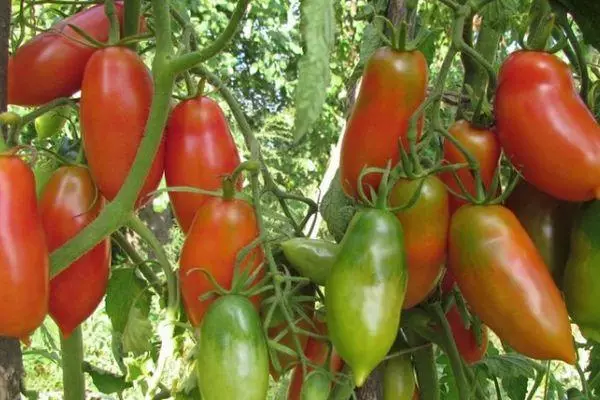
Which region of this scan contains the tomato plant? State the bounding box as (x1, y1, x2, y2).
(39, 166, 110, 338)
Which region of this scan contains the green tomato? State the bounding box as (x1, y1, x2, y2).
(325, 209, 407, 387)
(195, 295, 269, 400)
(563, 201, 600, 342)
(34, 105, 70, 139)
(383, 354, 415, 400)
(300, 370, 331, 400)
(281, 238, 337, 286)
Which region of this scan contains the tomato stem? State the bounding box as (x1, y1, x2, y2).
(123, 0, 141, 42)
(60, 327, 85, 400)
(105, 0, 120, 44)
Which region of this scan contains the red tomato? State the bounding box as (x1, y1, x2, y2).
(389, 176, 448, 308)
(0, 155, 49, 338)
(165, 96, 241, 233)
(8, 3, 127, 106)
(495, 51, 600, 201)
(446, 306, 488, 365)
(39, 166, 110, 338)
(340, 47, 428, 199)
(287, 320, 344, 400)
(179, 197, 264, 326)
(80, 47, 164, 206)
(441, 120, 500, 213)
(449, 205, 575, 363)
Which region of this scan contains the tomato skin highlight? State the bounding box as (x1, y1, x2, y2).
(495, 51, 600, 201)
(441, 120, 500, 213)
(382, 354, 416, 400)
(325, 209, 407, 387)
(8, 3, 125, 106)
(389, 176, 448, 308)
(179, 197, 264, 326)
(165, 96, 241, 233)
(80, 47, 164, 206)
(287, 320, 344, 400)
(563, 201, 600, 342)
(39, 166, 110, 338)
(449, 205, 575, 364)
(506, 181, 577, 285)
(196, 295, 269, 400)
(340, 47, 428, 199)
(0, 155, 49, 338)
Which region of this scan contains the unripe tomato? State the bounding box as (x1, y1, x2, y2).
(179, 196, 264, 326)
(165, 96, 241, 233)
(35, 105, 70, 140)
(389, 176, 448, 308)
(382, 354, 416, 400)
(39, 166, 110, 338)
(340, 47, 428, 199)
(0, 155, 49, 338)
(80, 47, 164, 206)
(8, 3, 125, 106)
(495, 51, 600, 201)
(441, 120, 500, 214)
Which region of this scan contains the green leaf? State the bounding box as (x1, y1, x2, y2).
(551, 0, 600, 50)
(86, 365, 132, 394)
(480, 0, 519, 32)
(106, 268, 152, 355)
(587, 341, 600, 395)
(502, 376, 528, 400)
(293, 0, 336, 142)
(475, 353, 538, 380)
(320, 171, 356, 243)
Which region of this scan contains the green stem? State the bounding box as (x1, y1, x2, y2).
(432, 303, 471, 400)
(104, 0, 120, 44)
(169, 0, 249, 74)
(123, 0, 141, 40)
(61, 327, 85, 400)
(526, 0, 553, 51)
(558, 14, 589, 100)
(575, 362, 590, 399)
(406, 330, 440, 400)
(0, 134, 7, 152)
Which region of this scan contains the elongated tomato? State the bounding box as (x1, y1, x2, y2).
(441, 120, 500, 213)
(40, 166, 110, 338)
(449, 205, 575, 363)
(80, 47, 164, 206)
(495, 51, 600, 201)
(165, 96, 241, 233)
(340, 47, 428, 199)
(0, 155, 49, 338)
(179, 197, 264, 326)
(8, 3, 125, 106)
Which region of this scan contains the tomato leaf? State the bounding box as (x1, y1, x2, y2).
(551, 0, 600, 50)
(320, 171, 356, 242)
(502, 376, 528, 400)
(293, 0, 335, 142)
(85, 363, 132, 394)
(587, 341, 600, 395)
(474, 353, 538, 380)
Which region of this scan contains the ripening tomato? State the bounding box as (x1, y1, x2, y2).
(80, 47, 164, 206)
(165, 96, 241, 233)
(340, 47, 428, 199)
(179, 196, 264, 326)
(445, 306, 488, 364)
(0, 155, 49, 338)
(495, 51, 600, 201)
(39, 166, 110, 338)
(441, 120, 501, 213)
(449, 205, 575, 363)
(287, 320, 344, 400)
(389, 176, 448, 308)
(8, 3, 126, 106)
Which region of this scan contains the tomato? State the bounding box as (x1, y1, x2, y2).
(389, 176, 448, 308)
(39, 166, 110, 338)
(326, 209, 407, 386)
(0, 155, 49, 338)
(441, 120, 501, 213)
(563, 201, 600, 341)
(80, 47, 164, 206)
(449, 205, 575, 363)
(506, 181, 577, 284)
(340, 47, 428, 199)
(383, 354, 415, 400)
(165, 96, 241, 233)
(35, 105, 70, 140)
(495, 51, 600, 201)
(8, 3, 126, 106)
(280, 238, 337, 286)
(195, 295, 269, 400)
(288, 320, 344, 400)
(179, 196, 263, 326)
